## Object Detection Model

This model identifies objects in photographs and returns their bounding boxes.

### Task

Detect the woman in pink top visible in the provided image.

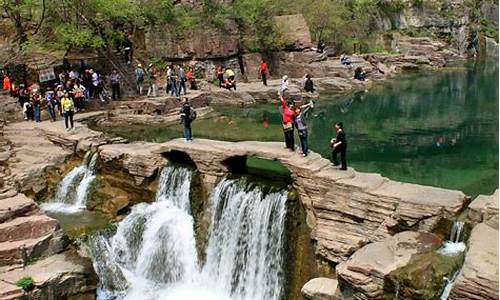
[280,96,295,151]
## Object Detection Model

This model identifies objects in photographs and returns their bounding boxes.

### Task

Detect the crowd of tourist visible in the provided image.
[1,63,114,130]
[134,63,198,97]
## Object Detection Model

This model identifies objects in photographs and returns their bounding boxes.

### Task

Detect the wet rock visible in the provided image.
[449,222,499,300]
[336,231,442,300]
[301,277,341,300]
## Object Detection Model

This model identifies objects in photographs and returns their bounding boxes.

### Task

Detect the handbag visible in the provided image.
[283,123,293,131]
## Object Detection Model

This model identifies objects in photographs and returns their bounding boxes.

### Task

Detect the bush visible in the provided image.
[16,276,35,292]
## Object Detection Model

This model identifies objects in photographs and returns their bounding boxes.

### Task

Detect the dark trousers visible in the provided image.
[298,129,308,155]
[183,124,192,140]
[48,105,56,121]
[218,75,224,88]
[284,129,294,151]
[179,80,187,95]
[64,111,74,128]
[111,83,121,100]
[261,73,267,86]
[332,145,347,170]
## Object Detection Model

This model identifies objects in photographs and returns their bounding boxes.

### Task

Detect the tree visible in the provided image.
[2,0,46,49]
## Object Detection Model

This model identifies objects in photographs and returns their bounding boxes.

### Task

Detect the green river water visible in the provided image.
[96,59,498,197]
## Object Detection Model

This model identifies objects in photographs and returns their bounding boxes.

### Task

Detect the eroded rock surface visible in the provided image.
[449,222,499,300]
[336,231,442,300]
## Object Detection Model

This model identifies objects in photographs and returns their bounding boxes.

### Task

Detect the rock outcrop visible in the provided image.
[449,222,499,300]
[301,277,341,300]
[153,138,467,263]
[467,190,499,228]
[336,231,443,300]
[0,113,115,299]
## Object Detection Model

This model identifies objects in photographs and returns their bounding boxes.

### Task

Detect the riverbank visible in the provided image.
[0,114,497,299]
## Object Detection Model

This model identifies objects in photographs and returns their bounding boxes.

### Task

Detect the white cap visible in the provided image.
[282,75,288,80]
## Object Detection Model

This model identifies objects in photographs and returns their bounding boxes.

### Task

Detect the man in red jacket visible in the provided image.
[260,59,268,86]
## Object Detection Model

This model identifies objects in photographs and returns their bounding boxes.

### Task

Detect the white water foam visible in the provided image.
[41,152,98,213]
[91,169,288,300]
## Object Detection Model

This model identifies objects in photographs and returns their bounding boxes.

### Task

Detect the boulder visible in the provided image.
[449,222,499,300]
[274,14,313,50]
[301,277,341,300]
[336,231,442,300]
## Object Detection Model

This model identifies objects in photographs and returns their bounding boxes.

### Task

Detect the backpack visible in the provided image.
[136,69,145,81]
[189,108,197,121]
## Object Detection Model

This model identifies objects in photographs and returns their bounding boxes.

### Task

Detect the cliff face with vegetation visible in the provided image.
[0,0,497,68]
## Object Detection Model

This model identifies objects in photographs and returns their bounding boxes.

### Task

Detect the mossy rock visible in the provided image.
[386,250,465,299]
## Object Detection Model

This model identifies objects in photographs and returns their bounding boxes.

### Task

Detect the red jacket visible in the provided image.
[281,98,294,124]
[260,62,268,75]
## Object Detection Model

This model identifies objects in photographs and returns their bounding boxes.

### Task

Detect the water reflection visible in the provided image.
[91,59,498,197]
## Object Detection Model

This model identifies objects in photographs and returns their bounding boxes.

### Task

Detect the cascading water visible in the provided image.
[42,152,98,213]
[90,167,288,300]
[439,221,467,300]
[438,221,466,256]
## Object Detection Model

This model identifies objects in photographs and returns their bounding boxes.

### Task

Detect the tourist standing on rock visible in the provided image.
[2,73,11,93]
[18,84,28,108]
[216,66,224,88]
[32,92,42,122]
[187,68,197,90]
[179,98,194,142]
[147,64,158,97]
[304,74,315,93]
[280,95,295,151]
[135,64,145,95]
[82,69,92,101]
[260,59,268,86]
[110,70,121,100]
[45,90,57,121]
[90,69,100,99]
[331,122,347,170]
[279,75,289,96]
[178,66,187,95]
[295,100,314,157]
[61,92,75,130]
[73,79,86,111]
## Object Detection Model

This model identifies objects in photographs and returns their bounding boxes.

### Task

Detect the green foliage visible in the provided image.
[16,277,35,292]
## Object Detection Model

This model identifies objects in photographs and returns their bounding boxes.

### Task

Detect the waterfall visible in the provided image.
[200,178,287,300]
[42,152,98,213]
[438,221,466,256]
[90,169,288,300]
[439,221,467,300]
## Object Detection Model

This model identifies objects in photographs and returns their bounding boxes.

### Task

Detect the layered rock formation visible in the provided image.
[0,113,120,299]
[336,231,443,299]
[153,139,467,264]
[449,190,499,300]
[449,222,499,300]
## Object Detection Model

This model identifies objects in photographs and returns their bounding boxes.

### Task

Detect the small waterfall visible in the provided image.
[438,221,466,256]
[394,281,400,300]
[439,221,467,300]
[42,152,98,213]
[90,170,288,300]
